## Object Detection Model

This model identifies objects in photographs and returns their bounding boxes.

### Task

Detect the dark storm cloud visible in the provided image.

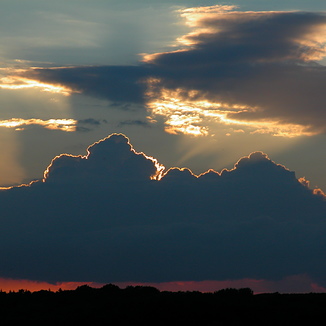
[21,10,326,134]
[0,133,325,285]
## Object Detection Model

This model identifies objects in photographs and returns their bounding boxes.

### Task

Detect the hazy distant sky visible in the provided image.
[0,1,325,293]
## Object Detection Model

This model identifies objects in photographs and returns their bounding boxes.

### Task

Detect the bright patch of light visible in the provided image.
[0,118,77,132]
[0,75,74,96]
[147,87,316,138]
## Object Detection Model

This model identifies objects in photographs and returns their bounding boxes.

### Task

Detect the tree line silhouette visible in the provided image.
[0,284,325,325]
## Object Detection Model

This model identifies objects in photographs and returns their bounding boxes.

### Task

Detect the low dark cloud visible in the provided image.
[0,133,325,285]
[118,119,151,128]
[20,10,326,135]
[43,133,161,184]
[76,118,107,132]
[78,118,104,126]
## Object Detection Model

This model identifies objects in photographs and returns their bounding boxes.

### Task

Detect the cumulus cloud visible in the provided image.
[18,8,326,136]
[0,133,325,286]
[43,133,163,184]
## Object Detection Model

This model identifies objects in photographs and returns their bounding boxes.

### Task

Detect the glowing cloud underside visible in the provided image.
[146,86,316,137]
[0,118,77,132]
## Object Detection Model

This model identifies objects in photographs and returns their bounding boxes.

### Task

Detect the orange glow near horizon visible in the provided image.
[1,275,325,294]
[117,275,326,294]
[0,278,103,293]
[0,118,78,132]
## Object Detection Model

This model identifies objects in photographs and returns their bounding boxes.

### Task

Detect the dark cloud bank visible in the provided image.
[23,10,326,133]
[0,133,325,285]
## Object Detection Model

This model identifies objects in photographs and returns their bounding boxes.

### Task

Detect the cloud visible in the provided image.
[17,8,326,137]
[76,118,107,132]
[0,73,73,95]
[118,119,151,128]
[78,118,104,126]
[0,118,77,132]
[0,118,107,133]
[43,133,164,184]
[146,10,326,136]
[0,133,325,286]
[23,65,150,104]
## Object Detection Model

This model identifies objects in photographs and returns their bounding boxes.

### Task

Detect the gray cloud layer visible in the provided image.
[0,133,325,285]
[22,10,326,134]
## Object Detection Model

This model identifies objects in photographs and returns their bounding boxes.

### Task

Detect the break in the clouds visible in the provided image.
[0,133,325,286]
[18,7,326,137]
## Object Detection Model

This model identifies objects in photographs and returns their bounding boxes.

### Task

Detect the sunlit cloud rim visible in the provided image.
[42,133,166,183]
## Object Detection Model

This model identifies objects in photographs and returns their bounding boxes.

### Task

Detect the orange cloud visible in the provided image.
[0,118,77,132]
[117,274,326,294]
[146,86,316,137]
[0,74,74,96]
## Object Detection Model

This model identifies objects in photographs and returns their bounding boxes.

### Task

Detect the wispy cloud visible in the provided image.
[0,118,107,132]
[0,73,75,95]
[0,118,77,132]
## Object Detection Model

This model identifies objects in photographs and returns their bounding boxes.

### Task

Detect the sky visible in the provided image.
[0,0,326,293]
